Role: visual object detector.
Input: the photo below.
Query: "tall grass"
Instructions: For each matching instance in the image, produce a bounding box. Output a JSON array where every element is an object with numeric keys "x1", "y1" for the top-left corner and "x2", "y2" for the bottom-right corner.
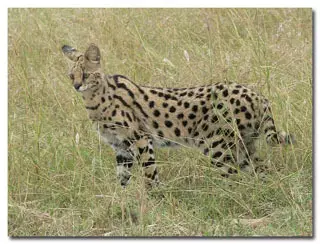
[{"x1": 8, "y1": 8, "x2": 312, "y2": 236}]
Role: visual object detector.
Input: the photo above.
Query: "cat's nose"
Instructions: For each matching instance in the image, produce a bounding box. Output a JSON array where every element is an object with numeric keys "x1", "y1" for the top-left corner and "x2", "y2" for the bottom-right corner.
[{"x1": 74, "y1": 83, "x2": 81, "y2": 91}]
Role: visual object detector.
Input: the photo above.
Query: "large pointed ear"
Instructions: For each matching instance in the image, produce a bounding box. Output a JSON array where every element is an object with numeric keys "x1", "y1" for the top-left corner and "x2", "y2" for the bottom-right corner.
[
  {"x1": 62, "y1": 45, "x2": 82, "y2": 61},
  {"x1": 84, "y1": 43, "x2": 101, "y2": 70}
]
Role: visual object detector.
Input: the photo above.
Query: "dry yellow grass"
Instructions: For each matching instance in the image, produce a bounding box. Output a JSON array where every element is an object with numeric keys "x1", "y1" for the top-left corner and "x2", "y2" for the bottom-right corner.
[{"x1": 8, "y1": 8, "x2": 312, "y2": 236}]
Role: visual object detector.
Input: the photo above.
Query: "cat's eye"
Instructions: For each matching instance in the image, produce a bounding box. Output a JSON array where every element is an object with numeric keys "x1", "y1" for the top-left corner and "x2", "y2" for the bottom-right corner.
[
  {"x1": 83, "y1": 73, "x2": 90, "y2": 79},
  {"x1": 69, "y1": 73, "x2": 74, "y2": 79}
]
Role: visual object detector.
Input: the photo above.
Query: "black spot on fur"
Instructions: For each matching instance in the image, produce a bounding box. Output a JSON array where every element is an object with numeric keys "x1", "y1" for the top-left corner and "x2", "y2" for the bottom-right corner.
[
  {"x1": 192, "y1": 105, "x2": 198, "y2": 113},
  {"x1": 240, "y1": 106, "x2": 247, "y2": 112},
  {"x1": 150, "y1": 90, "x2": 157, "y2": 94},
  {"x1": 177, "y1": 113, "x2": 184, "y2": 119},
  {"x1": 115, "y1": 121, "x2": 122, "y2": 127},
  {"x1": 238, "y1": 124, "x2": 246, "y2": 130},
  {"x1": 216, "y1": 128, "x2": 222, "y2": 135},
  {"x1": 213, "y1": 151, "x2": 223, "y2": 158},
  {"x1": 165, "y1": 120, "x2": 173, "y2": 128},
  {"x1": 224, "y1": 155, "x2": 233, "y2": 162},
  {"x1": 216, "y1": 84, "x2": 224, "y2": 90},
  {"x1": 232, "y1": 89, "x2": 239, "y2": 94},
  {"x1": 142, "y1": 160, "x2": 155, "y2": 167},
  {"x1": 188, "y1": 91, "x2": 194, "y2": 97},
  {"x1": 174, "y1": 128, "x2": 181, "y2": 137},
  {"x1": 211, "y1": 115, "x2": 218, "y2": 123},
  {"x1": 222, "y1": 89, "x2": 229, "y2": 97},
  {"x1": 180, "y1": 91, "x2": 187, "y2": 96},
  {"x1": 215, "y1": 162, "x2": 224, "y2": 168},
  {"x1": 169, "y1": 106, "x2": 176, "y2": 113},
  {"x1": 228, "y1": 168, "x2": 238, "y2": 174},
  {"x1": 217, "y1": 103, "x2": 223, "y2": 109},
  {"x1": 202, "y1": 123, "x2": 209, "y2": 131},
  {"x1": 240, "y1": 160, "x2": 249, "y2": 169},
  {"x1": 245, "y1": 95, "x2": 252, "y2": 103},
  {"x1": 206, "y1": 131, "x2": 215, "y2": 139},
  {"x1": 153, "y1": 121, "x2": 159, "y2": 129},
  {"x1": 245, "y1": 112, "x2": 252, "y2": 119},
  {"x1": 153, "y1": 110, "x2": 160, "y2": 117},
  {"x1": 149, "y1": 101, "x2": 155, "y2": 108},
  {"x1": 211, "y1": 139, "x2": 223, "y2": 148},
  {"x1": 170, "y1": 96, "x2": 178, "y2": 101},
  {"x1": 126, "y1": 112, "x2": 132, "y2": 122},
  {"x1": 157, "y1": 130, "x2": 164, "y2": 138},
  {"x1": 198, "y1": 140, "x2": 205, "y2": 145},
  {"x1": 195, "y1": 93, "x2": 204, "y2": 99},
  {"x1": 85, "y1": 103, "x2": 100, "y2": 110},
  {"x1": 122, "y1": 139, "x2": 131, "y2": 147}
]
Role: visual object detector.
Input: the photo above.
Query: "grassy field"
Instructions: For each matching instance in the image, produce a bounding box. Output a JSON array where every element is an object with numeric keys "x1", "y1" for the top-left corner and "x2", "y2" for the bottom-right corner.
[{"x1": 8, "y1": 8, "x2": 312, "y2": 237}]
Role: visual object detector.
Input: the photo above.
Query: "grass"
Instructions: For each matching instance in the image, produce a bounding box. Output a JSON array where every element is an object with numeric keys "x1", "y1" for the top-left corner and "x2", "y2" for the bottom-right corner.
[{"x1": 8, "y1": 8, "x2": 312, "y2": 237}]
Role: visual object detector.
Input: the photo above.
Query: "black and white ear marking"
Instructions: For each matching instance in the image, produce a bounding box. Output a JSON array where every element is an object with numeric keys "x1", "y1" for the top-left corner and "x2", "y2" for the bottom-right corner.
[
  {"x1": 62, "y1": 45, "x2": 82, "y2": 61},
  {"x1": 62, "y1": 45, "x2": 76, "y2": 54}
]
